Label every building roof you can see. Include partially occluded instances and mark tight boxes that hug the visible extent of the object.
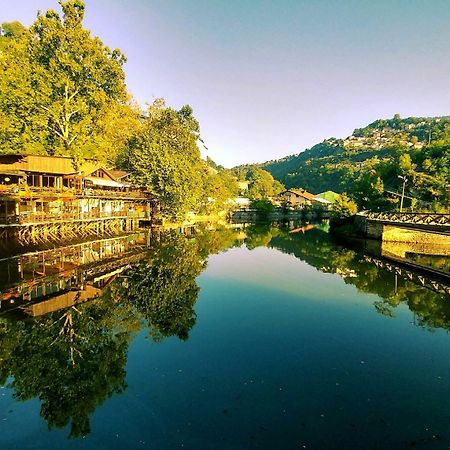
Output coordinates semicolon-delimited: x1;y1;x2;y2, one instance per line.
107;170;131;181
84;176;127;189
282;188;316;201
0;154;101;176
312;197;332;204
316;191;340;203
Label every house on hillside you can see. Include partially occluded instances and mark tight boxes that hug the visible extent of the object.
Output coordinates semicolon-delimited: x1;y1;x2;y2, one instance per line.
280;188;316;207
237;180;249;193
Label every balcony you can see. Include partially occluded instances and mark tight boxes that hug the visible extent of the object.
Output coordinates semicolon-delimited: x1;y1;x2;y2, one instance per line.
0;184;150;200
0;209;148;225
79;187;149;199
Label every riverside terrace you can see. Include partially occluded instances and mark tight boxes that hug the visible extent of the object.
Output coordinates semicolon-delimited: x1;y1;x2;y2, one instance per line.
0;155;151;244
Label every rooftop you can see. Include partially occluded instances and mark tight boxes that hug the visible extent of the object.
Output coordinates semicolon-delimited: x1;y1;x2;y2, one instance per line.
282;188;316;201
0;154;101;176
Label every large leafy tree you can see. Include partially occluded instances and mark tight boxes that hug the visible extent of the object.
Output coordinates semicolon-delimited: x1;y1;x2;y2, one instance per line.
125;99;204;219
200;168;239;214
232;166;284;200
0;1;138;164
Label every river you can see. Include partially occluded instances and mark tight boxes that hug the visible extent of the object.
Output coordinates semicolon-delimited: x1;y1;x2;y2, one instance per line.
1;222;450;449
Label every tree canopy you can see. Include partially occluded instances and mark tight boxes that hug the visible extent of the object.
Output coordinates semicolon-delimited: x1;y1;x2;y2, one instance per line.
262;116;450;211
0;1;139;165
123;99;205;219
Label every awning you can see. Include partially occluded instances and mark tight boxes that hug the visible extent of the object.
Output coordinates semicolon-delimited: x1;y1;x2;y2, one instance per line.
84;176;127;188
0;170;26;177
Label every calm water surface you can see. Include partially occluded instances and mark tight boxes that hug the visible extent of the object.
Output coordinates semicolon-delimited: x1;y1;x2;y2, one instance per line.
1;224;450;449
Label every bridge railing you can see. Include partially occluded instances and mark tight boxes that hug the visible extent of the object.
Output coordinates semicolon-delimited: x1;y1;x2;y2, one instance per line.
358;211;450;226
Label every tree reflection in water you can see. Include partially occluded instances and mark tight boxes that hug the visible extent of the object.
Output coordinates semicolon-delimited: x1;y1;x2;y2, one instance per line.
0;228;237;438
0;224;448;438
0;296;137;438
250;223;450;330
118;231;205;341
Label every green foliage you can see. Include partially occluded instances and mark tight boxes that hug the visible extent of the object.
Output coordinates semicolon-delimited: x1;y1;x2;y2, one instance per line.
331;193;358;219
0;1;139;164
231;165;284;200
398;153;416;175
0;21;27;38
0;298;136;438
245;223;276;249
250;198;274;218
200;168;239;214
261;115;450;210
345;164;388;209
121;231;204;341
124;99;204;219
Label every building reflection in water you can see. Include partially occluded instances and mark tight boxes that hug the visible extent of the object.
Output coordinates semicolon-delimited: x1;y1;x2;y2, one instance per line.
0;233;150;316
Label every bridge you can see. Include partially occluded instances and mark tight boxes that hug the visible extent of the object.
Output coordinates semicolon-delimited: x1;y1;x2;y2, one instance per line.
355;211;450;243
364;254;450;297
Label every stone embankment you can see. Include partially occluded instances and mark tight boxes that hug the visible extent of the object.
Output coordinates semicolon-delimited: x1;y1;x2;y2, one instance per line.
231;207;330;222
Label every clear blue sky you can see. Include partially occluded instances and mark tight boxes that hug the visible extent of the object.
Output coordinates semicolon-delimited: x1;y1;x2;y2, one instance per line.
3;0;450;167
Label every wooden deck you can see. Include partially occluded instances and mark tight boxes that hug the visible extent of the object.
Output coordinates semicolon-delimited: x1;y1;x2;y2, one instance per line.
0;215;143;245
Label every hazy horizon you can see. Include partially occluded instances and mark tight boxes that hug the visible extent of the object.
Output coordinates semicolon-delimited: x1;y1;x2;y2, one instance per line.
3;0;450;167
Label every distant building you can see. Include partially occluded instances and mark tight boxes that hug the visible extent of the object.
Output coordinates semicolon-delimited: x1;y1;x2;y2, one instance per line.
237;180;250;192
280;188;316;207
316;191;340;204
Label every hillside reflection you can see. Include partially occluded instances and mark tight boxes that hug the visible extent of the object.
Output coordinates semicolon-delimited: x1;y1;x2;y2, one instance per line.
247;222;450;329
0;223;449;438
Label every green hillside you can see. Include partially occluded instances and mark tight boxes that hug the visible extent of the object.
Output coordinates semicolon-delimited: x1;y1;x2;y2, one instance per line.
261;115;450;210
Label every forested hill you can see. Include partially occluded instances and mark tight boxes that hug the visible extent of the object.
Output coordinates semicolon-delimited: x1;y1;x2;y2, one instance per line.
260;115;450;209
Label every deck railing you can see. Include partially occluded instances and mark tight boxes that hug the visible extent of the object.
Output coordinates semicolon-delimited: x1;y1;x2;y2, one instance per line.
0;210;147;225
0;184;149;199
79;188;149;199
359;211;450;226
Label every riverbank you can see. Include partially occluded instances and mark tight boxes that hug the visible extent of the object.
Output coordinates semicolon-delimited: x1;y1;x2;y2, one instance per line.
231;206;330;223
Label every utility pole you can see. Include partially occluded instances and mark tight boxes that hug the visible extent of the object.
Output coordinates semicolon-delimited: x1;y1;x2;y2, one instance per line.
398;175;407;212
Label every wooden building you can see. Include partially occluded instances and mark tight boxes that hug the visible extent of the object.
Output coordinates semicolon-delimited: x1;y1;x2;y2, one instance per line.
0;155;151;244
280;188;316;207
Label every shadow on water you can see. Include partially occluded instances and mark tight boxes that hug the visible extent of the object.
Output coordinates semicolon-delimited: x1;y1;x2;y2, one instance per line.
0;221;449;439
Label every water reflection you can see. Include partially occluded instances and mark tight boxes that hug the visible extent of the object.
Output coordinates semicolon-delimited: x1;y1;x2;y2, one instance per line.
0;222;449;439
0;297;135;438
0;226;242;437
256;223;450;327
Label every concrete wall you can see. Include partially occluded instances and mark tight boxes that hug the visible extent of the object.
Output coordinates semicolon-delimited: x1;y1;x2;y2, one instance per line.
354;215;384;239
382;225;450;245
231;207;329;222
